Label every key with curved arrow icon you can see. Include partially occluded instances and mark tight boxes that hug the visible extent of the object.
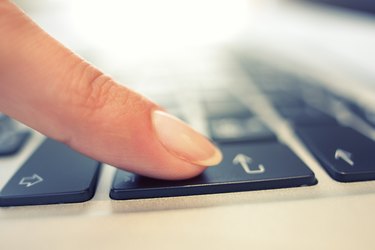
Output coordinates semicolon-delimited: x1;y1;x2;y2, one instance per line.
110;142;316;200
232;153;265;174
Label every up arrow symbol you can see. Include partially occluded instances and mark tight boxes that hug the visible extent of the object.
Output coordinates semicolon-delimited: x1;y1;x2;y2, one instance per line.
19;174;44;187
232;154;265;174
335;149;354;166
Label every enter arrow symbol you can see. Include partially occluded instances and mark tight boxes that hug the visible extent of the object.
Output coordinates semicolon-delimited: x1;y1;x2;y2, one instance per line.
19;174;43;187
232;154;265;174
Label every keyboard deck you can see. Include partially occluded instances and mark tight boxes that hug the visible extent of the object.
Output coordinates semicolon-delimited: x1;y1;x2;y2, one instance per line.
1;55;375;207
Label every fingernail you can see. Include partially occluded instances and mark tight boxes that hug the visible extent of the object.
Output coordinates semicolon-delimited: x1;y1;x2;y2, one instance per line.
152;110;223;166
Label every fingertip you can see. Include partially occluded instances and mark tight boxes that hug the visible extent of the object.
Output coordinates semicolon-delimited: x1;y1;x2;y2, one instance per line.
151;110;223;167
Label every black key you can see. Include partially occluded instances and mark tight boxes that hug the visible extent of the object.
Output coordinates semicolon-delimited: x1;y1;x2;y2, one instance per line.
301;84;336;107
203;99;252;119
266;93;306;108
254;73;304;95
277;106;337;126
0;116;30;156
346;102;375;128
0;131;30;156
110;142;316;200
0;139;100;206
209;116;276;143
205;101;252;119
295;126;375;182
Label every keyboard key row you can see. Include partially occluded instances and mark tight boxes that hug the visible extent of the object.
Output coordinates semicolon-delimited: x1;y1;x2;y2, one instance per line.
0;138;317;205
241;58;375;183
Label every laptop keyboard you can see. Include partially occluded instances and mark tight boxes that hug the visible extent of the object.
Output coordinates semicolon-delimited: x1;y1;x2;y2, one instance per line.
1;56;375;206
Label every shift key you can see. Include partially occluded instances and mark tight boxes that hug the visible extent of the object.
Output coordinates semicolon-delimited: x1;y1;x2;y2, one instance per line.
295;126;375;182
0;139;100;207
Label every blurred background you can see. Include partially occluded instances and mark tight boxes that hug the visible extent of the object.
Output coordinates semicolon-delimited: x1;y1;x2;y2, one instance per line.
10;0;375;101
13;0;250;72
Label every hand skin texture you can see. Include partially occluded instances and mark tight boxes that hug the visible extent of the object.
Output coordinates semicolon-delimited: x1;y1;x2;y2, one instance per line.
0;0;222;180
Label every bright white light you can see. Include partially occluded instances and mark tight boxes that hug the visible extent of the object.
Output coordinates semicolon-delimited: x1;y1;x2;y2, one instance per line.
67;0;249;63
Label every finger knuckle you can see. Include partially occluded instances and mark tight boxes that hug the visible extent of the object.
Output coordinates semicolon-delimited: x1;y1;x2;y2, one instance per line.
70;62;119;117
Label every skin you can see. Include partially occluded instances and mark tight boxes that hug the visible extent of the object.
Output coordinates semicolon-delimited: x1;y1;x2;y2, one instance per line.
0;0;222;180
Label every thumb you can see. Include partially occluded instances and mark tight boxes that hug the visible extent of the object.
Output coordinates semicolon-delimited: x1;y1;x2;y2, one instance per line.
0;1;222;180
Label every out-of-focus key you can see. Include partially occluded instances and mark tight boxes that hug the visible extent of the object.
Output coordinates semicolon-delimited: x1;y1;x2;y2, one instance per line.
266;93;305;108
277;106;337;126
0;139;100;206
296;126;375;182
346;102;375;128
0;116;30;156
110;142;316;200
209;116;276;143
0;131;30;156
204;100;252;119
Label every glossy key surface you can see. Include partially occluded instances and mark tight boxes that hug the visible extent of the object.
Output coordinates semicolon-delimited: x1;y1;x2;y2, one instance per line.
296;126;375;182
0;139;100;206
110;142;316;200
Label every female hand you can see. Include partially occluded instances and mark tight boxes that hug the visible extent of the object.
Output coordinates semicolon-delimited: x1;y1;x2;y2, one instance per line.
0;0;222;180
